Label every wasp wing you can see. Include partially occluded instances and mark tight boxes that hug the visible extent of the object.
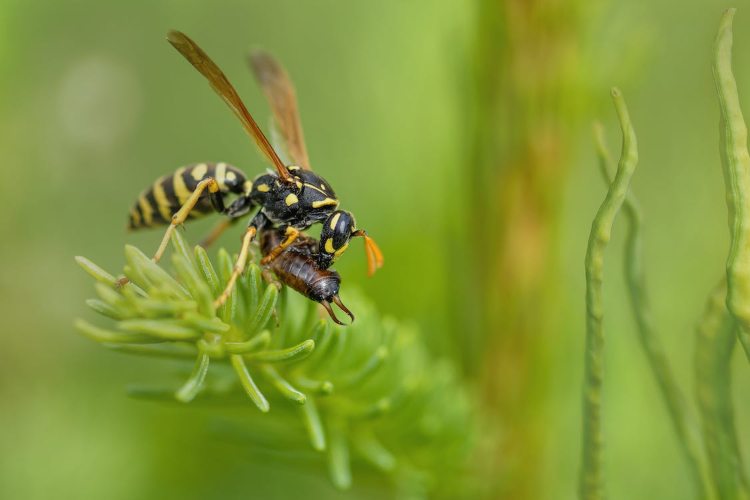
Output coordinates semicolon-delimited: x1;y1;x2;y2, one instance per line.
248;50;311;171
167;31;292;182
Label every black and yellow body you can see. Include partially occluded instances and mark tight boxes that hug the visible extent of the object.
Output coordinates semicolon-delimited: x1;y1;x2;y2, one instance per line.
260;227;354;325
242;166;340;232
128;162;359;268
119;30;383;313
129;162;249;229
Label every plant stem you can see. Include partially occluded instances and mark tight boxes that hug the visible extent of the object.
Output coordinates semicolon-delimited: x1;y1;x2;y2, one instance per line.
580;88;638;500
695;282;750;499
593;125;708;499
714;8;750;361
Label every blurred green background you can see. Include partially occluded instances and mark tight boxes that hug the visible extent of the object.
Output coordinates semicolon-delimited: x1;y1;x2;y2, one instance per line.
1;0;748;498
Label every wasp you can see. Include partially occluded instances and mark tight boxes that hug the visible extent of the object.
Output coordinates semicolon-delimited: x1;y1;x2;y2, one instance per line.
126;31;383;308
260;227;354;325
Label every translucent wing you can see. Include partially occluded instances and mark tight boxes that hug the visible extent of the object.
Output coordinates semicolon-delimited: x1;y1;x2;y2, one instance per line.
248;50;311;170
167;31;293;182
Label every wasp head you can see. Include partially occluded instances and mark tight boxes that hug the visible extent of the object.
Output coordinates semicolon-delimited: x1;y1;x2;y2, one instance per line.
317;210;356;269
318;210;383;276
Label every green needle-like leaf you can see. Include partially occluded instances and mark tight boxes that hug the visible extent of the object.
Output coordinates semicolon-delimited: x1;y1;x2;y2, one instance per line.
175;352;210;403
77;240;474;493
300;396;326;451
244;339;315;363
225;330;272;354
260;365;306;405
328;419;352;490
75;256;118;287
230;354;270;412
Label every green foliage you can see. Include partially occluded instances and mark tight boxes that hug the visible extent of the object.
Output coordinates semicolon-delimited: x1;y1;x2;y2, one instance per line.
701;10;750;498
694;282;749;499
581;9;750;500
75;230;474;496
714;8;750;361
581;87;638;500
594;124;706;497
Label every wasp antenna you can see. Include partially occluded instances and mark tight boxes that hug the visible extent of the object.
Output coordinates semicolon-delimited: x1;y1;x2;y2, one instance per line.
332;295;355;323
353;230;383;277
321;300;345;326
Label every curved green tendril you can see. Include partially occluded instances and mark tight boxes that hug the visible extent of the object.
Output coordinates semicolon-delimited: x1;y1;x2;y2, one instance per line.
593;124;707;499
580;87;638;500
714;8;750;361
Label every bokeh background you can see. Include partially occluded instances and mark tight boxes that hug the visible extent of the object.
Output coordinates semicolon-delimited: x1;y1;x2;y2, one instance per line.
1;0;748;498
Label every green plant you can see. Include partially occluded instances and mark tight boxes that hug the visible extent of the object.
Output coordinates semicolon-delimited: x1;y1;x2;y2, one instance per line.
593;123;706;497
694;282;749;498
714;8;750;361
580;87;638;500
75;229;474;496
580;9;750;500
699;9;750;498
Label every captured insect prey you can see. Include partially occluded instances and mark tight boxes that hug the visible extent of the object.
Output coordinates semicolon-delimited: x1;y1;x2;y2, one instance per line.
260;228;354;325
123;30;383;319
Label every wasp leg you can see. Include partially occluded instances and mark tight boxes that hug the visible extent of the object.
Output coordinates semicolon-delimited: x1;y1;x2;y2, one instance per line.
153;177;225;263
213;227;256;308
116;177;226;287
213;212;270;308
260;227;301;264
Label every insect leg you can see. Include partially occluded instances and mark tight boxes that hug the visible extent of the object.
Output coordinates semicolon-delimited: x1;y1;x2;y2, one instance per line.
152;177;225;263
260;226;301;264
117;177;224;288
213;211;270;308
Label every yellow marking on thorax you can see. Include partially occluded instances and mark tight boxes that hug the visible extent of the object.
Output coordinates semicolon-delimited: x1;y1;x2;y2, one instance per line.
138;193;154;226
324;238;335;254
320;184;327;191
329;212;341;230
243;180;253;194
173;167;191;204
334;242;349;258
288;165;301;171
152;179;173;221
303;183;327;195
130;207;142;227
285;193;299;206
312;198;339;209
226;170;237;182
257;183;270;193
215;162;227;190
191;163;208;181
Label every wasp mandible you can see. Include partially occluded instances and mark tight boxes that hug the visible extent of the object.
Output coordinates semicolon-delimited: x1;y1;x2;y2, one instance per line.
126;31;383;308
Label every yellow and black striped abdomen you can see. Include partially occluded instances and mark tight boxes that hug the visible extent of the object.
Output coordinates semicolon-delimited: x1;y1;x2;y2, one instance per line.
128;162;248;229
